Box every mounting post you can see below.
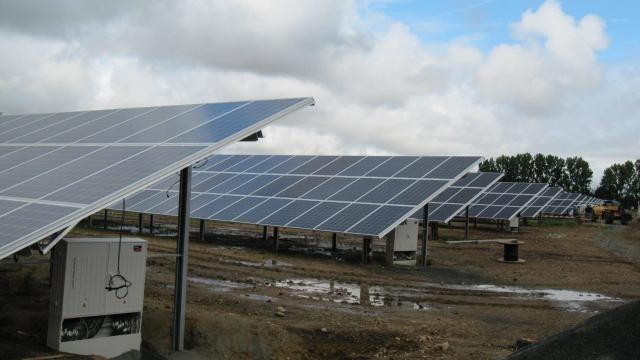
[262,226,268,241]
[87,214,93,228]
[149,214,155,234]
[420,203,429,268]
[362,237,372,264]
[199,220,206,242]
[332,233,337,255]
[103,209,108,230]
[138,213,144,234]
[474,217,477,228]
[173,166,192,352]
[464,206,470,240]
[273,227,279,251]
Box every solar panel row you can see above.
[542,192,581,215]
[520,186,562,218]
[467,182,548,220]
[0,98,314,260]
[114,154,483,237]
[410,172,503,223]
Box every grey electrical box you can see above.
[385,220,418,265]
[47,238,147,358]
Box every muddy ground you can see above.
[1,216,639,359]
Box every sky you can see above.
[0,0,638,187]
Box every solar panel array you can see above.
[0,98,314,260]
[467,182,548,220]
[520,186,562,218]
[542,192,581,215]
[410,172,503,223]
[115,154,483,237]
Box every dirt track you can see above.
[1,218,639,359]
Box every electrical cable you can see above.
[105,199,132,299]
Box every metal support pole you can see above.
[199,220,206,242]
[362,237,372,264]
[420,204,429,268]
[138,213,144,234]
[431,222,439,240]
[172,166,192,352]
[149,214,155,234]
[464,206,469,240]
[273,227,279,252]
[474,217,477,229]
[262,226,268,241]
[332,233,337,254]
[103,209,108,230]
[87,215,93,228]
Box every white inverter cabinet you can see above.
[385,220,419,265]
[48,238,147,358]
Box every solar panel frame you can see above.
[117,155,484,238]
[0,97,314,260]
[467,182,548,221]
[520,186,562,218]
[410,172,504,223]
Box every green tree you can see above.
[533,153,549,183]
[564,157,593,193]
[595,160,638,208]
[546,155,566,188]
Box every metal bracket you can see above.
[38,221,79,254]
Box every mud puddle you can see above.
[427,283,621,312]
[272,278,429,310]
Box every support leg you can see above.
[138,213,144,234]
[331,233,337,255]
[103,209,108,230]
[385,232,394,265]
[420,204,429,268]
[199,219,206,242]
[149,214,155,235]
[273,227,279,252]
[464,206,469,240]
[173,166,192,352]
[474,217,477,229]
[362,237,372,264]
[262,226,268,241]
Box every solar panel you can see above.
[542,191,581,215]
[467,182,548,220]
[0,97,314,260]
[520,187,562,218]
[116,155,483,238]
[410,172,503,223]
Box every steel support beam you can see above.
[273,227,279,252]
[362,237,372,264]
[103,209,108,230]
[420,204,429,268]
[262,226,268,241]
[149,214,155,234]
[464,206,469,240]
[199,219,206,242]
[172,166,192,352]
[138,213,144,234]
[331,233,337,255]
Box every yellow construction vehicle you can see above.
[590,200,632,224]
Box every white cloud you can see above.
[0,0,636,185]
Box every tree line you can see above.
[595,160,640,209]
[479,154,593,194]
[479,154,640,209]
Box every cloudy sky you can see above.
[0,0,638,186]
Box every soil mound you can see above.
[508,300,640,359]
